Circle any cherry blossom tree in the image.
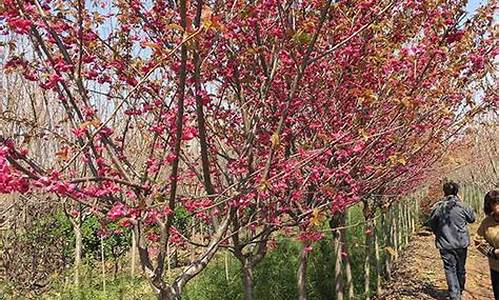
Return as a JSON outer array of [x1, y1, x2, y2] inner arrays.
[[0, 0, 497, 299]]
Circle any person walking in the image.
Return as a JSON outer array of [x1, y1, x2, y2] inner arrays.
[[475, 190, 499, 300], [428, 181, 475, 300]]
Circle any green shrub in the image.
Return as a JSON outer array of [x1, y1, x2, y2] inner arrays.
[[42, 270, 153, 300]]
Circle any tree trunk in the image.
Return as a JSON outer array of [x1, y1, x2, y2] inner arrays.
[[101, 235, 106, 293], [401, 205, 405, 243], [71, 218, 82, 287], [131, 230, 137, 277], [233, 228, 271, 300], [113, 256, 119, 279], [334, 232, 343, 300], [225, 250, 230, 282], [392, 208, 398, 259], [74, 231, 82, 285], [382, 213, 392, 280], [157, 287, 180, 300], [242, 262, 254, 300], [396, 202, 403, 251], [191, 220, 196, 263], [403, 204, 409, 246], [330, 213, 344, 300], [297, 245, 308, 300], [373, 218, 382, 297], [166, 242, 171, 281], [340, 227, 354, 299], [364, 220, 373, 300], [410, 199, 415, 234], [342, 210, 354, 299]]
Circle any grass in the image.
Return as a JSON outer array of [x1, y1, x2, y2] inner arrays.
[[7, 202, 419, 300]]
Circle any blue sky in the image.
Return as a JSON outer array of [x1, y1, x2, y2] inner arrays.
[[466, 0, 485, 13]]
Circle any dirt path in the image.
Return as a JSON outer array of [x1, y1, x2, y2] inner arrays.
[[375, 223, 494, 300]]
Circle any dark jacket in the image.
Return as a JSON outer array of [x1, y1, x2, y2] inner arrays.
[[428, 195, 475, 250]]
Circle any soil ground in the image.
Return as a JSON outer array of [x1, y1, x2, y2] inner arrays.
[[375, 223, 494, 300]]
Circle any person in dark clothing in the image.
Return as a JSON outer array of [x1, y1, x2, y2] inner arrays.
[[428, 181, 475, 300]]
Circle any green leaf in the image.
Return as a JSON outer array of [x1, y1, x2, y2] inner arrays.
[[292, 29, 312, 45]]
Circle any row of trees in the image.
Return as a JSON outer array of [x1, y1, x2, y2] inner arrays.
[[0, 0, 498, 299]]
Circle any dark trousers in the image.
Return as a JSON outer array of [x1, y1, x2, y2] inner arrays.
[[491, 269, 499, 300], [439, 248, 467, 300]]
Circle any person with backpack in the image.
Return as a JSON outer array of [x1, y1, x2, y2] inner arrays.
[[428, 181, 476, 300]]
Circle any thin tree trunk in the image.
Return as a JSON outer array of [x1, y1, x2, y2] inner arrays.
[[297, 245, 308, 300], [225, 250, 230, 282], [69, 217, 82, 287], [373, 218, 382, 297], [392, 207, 399, 259], [101, 235, 106, 293], [330, 214, 344, 300], [401, 203, 406, 247], [407, 204, 411, 240], [113, 253, 119, 279], [407, 203, 412, 235], [131, 230, 137, 277], [410, 199, 416, 234], [403, 204, 409, 246], [340, 224, 354, 299], [397, 203, 402, 250], [191, 220, 196, 262], [166, 242, 171, 281], [242, 262, 254, 300], [334, 232, 343, 300], [414, 197, 419, 230], [382, 213, 392, 280], [345, 209, 354, 299], [364, 220, 373, 300], [407, 202, 412, 235]]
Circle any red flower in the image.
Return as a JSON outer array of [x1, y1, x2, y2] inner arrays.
[[147, 232, 160, 242], [7, 17, 32, 34], [54, 60, 73, 73], [181, 127, 198, 141], [107, 202, 128, 221], [40, 73, 64, 90]]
